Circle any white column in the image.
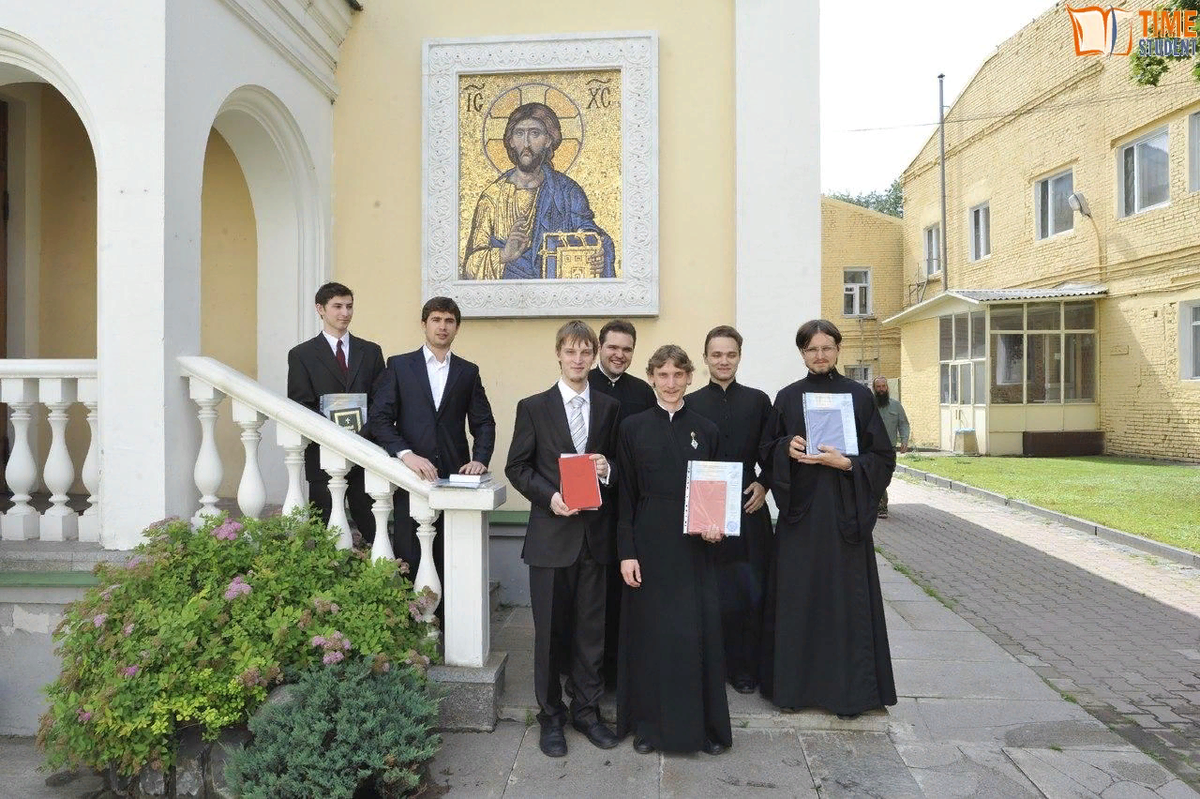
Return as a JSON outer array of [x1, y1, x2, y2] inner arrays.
[[1, 378, 40, 541], [232, 401, 267, 519], [429, 482, 506, 668], [319, 448, 353, 550], [77, 378, 101, 543], [276, 425, 308, 517], [364, 471, 396, 562], [735, 0, 822, 399], [39, 378, 79, 541], [408, 493, 442, 623], [189, 379, 224, 526]]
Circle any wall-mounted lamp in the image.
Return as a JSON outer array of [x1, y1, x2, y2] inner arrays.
[[1067, 191, 1091, 218]]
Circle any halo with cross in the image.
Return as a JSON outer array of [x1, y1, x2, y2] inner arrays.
[[482, 82, 584, 175]]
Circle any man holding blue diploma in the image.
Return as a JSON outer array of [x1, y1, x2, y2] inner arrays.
[[759, 319, 897, 718]]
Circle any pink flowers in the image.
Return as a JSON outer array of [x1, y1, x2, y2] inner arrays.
[[121, 665, 140, 678], [312, 597, 340, 615], [224, 575, 252, 600], [212, 519, 243, 541], [92, 614, 107, 628], [76, 709, 92, 723], [122, 623, 135, 636], [124, 555, 145, 570], [311, 630, 352, 665]]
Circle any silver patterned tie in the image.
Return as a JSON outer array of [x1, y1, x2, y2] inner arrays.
[[569, 395, 587, 454]]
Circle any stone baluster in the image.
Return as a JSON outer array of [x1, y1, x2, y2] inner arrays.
[[39, 378, 79, 541], [319, 448, 353, 550], [276, 425, 308, 517], [364, 471, 396, 562], [76, 378, 100, 543], [231, 401, 267, 519], [408, 493, 443, 623], [189, 379, 225, 526], [1, 378, 40, 541]]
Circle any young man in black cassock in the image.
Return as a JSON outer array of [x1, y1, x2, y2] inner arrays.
[[759, 319, 897, 718], [588, 319, 656, 687], [616, 345, 732, 756], [686, 325, 773, 695]]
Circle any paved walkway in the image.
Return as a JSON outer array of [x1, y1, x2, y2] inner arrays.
[[5, 474, 1199, 797], [874, 476, 1200, 790]]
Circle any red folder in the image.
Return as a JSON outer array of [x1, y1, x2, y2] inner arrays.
[[559, 454, 601, 511], [686, 480, 727, 535]]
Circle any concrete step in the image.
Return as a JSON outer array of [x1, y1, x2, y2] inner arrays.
[[0, 540, 128, 573]]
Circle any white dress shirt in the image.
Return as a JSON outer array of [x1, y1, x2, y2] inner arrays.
[[558, 379, 610, 484], [322, 330, 350, 361], [423, 344, 452, 410]]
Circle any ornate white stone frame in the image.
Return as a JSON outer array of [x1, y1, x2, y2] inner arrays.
[[422, 31, 659, 318]]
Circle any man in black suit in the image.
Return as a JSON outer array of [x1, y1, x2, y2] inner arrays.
[[367, 296, 496, 575], [588, 319, 656, 687], [286, 282, 385, 540], [506, 320, 621, 758]]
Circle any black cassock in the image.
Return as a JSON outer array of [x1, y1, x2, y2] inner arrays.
[[687, 380, 774, 685], [759, 369, 897, 715], [615, 405, 732, 752]]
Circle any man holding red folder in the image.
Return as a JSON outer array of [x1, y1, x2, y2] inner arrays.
[[505, 320, 621, 758]]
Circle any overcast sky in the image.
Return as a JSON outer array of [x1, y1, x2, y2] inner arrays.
[[820, 0, 1059, 195]]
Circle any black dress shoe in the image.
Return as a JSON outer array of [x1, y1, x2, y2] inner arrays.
[[632, 735, 655, 754], [701, 738, 728, 756], [539, 723, 567, 757], [572, 719, 620, 750], [732, 677, 758, 694], [836, 712, 861, 720]]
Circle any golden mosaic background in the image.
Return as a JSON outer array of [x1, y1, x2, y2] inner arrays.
[[458, 69, 623, 279]]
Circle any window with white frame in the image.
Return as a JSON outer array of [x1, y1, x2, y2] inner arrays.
[[844, 364, 872, 384], [923, 224, 941, 276], [969, 203, 991, 261], [1183, 301, 1200, 380], [1119, 128, 1169, 216], [843, 269, 871, 316], [1035, 169, 1074, 239], [989, 300, 1097, 404], [938, 311, 986, 405], [1189, 112, 1199, 193]]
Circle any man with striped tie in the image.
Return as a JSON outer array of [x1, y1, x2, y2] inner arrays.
[[505, 320, 621, 758]]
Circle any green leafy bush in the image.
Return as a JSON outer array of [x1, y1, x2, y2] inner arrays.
[[37, 511, 440, 777], [226, 658, 441, 798]]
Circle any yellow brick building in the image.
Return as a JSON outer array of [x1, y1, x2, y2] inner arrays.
[[888, 0, 1200, 460], [820, 198, 904, 388]]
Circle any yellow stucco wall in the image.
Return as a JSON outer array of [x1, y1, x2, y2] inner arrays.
[[899, 317, 939, 449], [332, 2, 737, 508], [200, 130, 258, 496], [900, 0, 1200, 460], [820, 198, 904, 384]]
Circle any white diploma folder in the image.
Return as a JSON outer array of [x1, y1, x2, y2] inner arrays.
[[683, 460, 743, 536], [802, 393, 859, 456]]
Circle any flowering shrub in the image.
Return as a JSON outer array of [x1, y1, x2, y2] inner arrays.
[[37, 511, 439, 777]]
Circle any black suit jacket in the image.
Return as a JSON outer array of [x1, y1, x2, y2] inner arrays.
[[286, 333, 385, 481], [506, 385, 620, 568], [367, 348, 496, 477]]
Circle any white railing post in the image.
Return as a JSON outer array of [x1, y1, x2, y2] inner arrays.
[[231, 401, 267, 519], [189, 378, 225, 526], [77, 378, 101, 543], [39, 378, 79, 541], [276, 425, 308, 516], [430, 483, 506, 668], [1, 378, 40, 541], [319, 448, 353, 550], [364, 470, 396, 562], [408, 493, 442, 621]]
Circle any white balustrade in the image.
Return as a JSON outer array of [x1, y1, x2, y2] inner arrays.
[[277, 425, 308, 515], [189, 379, 225, 525], [319, 448, 354, 550], [231, 401, 267, 519], [77, 378, 101, 543], [364, 470, 396, 562], [408, 493, 443, 625], [1, 378, 40, 541], [0, 363, 99, 543]]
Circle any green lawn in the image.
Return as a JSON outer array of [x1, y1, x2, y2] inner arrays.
[[900, 455, 1200, 554]]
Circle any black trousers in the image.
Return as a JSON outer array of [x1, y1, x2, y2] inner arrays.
[[529, 539, 607, 727], [309, 465, 376, 542]]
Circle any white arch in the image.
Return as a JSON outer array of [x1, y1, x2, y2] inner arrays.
[[213, 84, 326, 356], [0, 28, 98, 159]]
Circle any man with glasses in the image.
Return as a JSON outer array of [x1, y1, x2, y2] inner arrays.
[[758, 319, 897, 719]]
